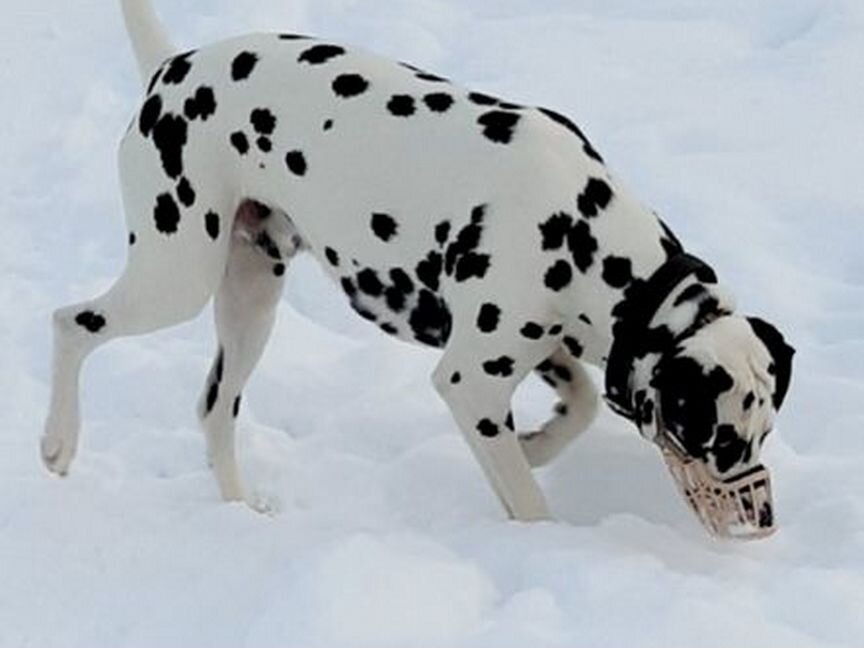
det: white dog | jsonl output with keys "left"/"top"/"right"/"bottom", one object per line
{"left": 43, "top": 0, "right": 793, "bottom": 535}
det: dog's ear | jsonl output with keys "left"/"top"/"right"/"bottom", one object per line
{"left": 747, "top": 317, "right": 795, "bottom": 409}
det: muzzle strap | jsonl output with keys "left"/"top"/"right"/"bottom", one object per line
{"left": 604, "top": 253, "right": 717, "bottom": 420}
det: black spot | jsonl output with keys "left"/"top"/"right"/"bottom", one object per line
{"left": 385, "top": 286, "right": 407, "bottom": 312}
{"left": 250, "top": 108, "right": 277, "bottom": 135}
{"left": 602, "top": 256, "right": 633, "bottom": 289}
{"left": 380, "top": 323, "right": 398, "bottom": 335}
{"left": 563, "top": 336, "right": 583, "bottom": 358}
{"left": 341, "top": 277, "right": 357, "bottom": 297}
{"left": 477, "top": 110, "right": 520, "bottom": 144}
{"left": 652, "top": 356, "right": 735, "bottom": 460}
{"left": 567, "top": 220, "right": 598, "bottom": 273}
{"left": 297, "top": 44, "right": 346, "bottom": 64}
{"left": 536, "top": 361, "right": 557, "bottom": 388}
{"left": 477, "top": 303, "right": 501, "bottom": 333}
{"left": 152, "top": 113, "right": 188, "bottom": 179}
{"left": 539, "top": 212, "right": 573, "bottom": 251}
{"left": 214, "top": 349, "right": 224, "bottom": 382}
{"left": 743, "top": 391, "right": 755, "bottom": 411}
{"left": 154, "top": 193, "right": 181, "bottom": 235}
{"left": 435, "top": 221, "right": 451, "bottom": 246}
{"left": 674, "top": 283, "right": 707, "bottom": 306}
{"left": 285, "top": 150, "right": 307, "bottom": 176}
{"left": 476, "top": 419, "right": 500, "bottom": 437}
{"left": 415, "top": 251, "right": 443, "bottom": 291}
{"left": 232, "top": 51, "right": 259, "bottom": 81}
{"left": 325, "top": 247, "right": 340, "bottom": 267}
{"left": 577, "top": 177, "right": 614, "bottom": 218}
{"left": 183, "top": 86, "right": 216, "bottom": 121}
{"left": 255, "top": 232, "right": 281, "bottom": 260}
{"left": 332, "top": 73, "right": 369, "bottom": 98}
{"left": 444, "top": 209, "right": 490, "bottom": 282}
{"left": 389, "top": 268, "right": 415, "bottom": 295}
{"left": 129, "top": 232, "right": 136, "bottom": 246}
{"left": 205, "top": 211, "right": 220, "bottom": 240}
{"left": 468, "top": 92, "right": 500, "bottom": 106}
{"left": 483, "top": 356, "right": 515, "bottom": 378}
{"left": 176, "top": 177, "right": 195, "bottom": 208}
{"left": 75, "top": 311, "right": 106, "bottom": 334}
{"left": 273, "top": 263, "right": 286, "bottom": 277}
{"left": 205, "top": 382, "right": 219, "bottom": 414}
{"left": 139, "top": 94, "right": 162, "bottom": 137}
{"left": 695, "top": 265, "right": 718, "bottom": 284}
{"left": 387, "top": 94, "right": 416, "bottom": 117}
{"left": 371, "top": 213, "right": 399, "bottom": 242}
{"left": 409, "top": 289, "right": 452, "bottom": 348}
{"left": 230, "top": 131, "right": 250, "bottom": 155}
{"left": 424, "top": 93, "right": 454, "bottom": 113}
{"left": 416, "top": 72, "right": 448, "bottom": 82}
{"left": 257, "top": 137, "right": 272, "bottom": 153}
{"left": 505, "top": 411, "right": 515, "bottom": 430}
{"left": 354, "top": 307, "right": 378, "bottom": 323}
{"left": 537, "top": 107, "right": 603, "bottom": 163}
{"left": 548, "top": 324, "right": 563, "bottom": 336}
{"left": 279, "top": 33, "right": 308, "bottom": 40}
{"left": 146, "top": 66, "right": 164, "bottom": 95}
{"left": 657, "top": 216, "right": 684, "bottom": 258}
{"left": 450, "top": 372, "right": 461, "bottom": 384}
{"left": 544, "top": 260, "right": 572, "bottom": 291}
{"left": 233, "top": 396, "right": 241, "bottom": 418}
{"left": 579, "top": 313, "right": 592, "bottom": 326}
{"left": 520, "top": 322, "right": 544, "bottom": 340}
{"left": 357, "top": 269, "right": 384, "bottom": 297}
{"left": 454, "top": 253, "right": 490, "bottom": 282}
{"left": 552, "top": 363, "right": 572, "bottom": 382}
{"left": 163, "top": 51, "right": 195, "bottom": 85}
{"left": 323, "top": 119, "right": 334, "bottom": 131}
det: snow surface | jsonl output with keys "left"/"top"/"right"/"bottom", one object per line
{"left": 2, "top": 1, "right": 864, "bottom": 646}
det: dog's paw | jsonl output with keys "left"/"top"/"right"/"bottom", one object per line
{"left": 247, "top": 489, "right": 281, "bottom": 516}
{"left": 40, "top": 434, "right": 75, "bottom": 476}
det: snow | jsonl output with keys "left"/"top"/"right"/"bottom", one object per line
{"left": 2, "top": 1, "right": 864, "bottom": 646}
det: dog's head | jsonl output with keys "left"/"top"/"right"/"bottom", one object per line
{"left": 634, "top": 314, "right": 793, "bottom": 538}
{"left": 644, "top": 315, "right": 794, "bottom": 480}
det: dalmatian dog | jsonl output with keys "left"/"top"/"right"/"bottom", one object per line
{"left": 43, "top": 0, "right": 794, "bottom": 526}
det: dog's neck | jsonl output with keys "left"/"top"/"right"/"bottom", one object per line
{"left": 604, "top": 253, "right": 735, "bottom": 429}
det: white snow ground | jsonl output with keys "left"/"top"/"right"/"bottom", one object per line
{"left": 2, "top": 1, "right": 864, "bottom": 646}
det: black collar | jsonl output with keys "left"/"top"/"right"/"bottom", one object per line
{"left": 605, "top": 253, "right": 717, "bottom": 421}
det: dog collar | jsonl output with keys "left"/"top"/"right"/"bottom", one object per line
{"left": 604, "top": 252, "right": 717, "bottom": 421}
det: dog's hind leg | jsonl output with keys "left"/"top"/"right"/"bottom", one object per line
{"left": 42, "top": 179, "right": 233, "bottom": 476}
{"left": 520, "top": 348, "right": 599, "bottom": 468}
{"left": 197, "top": 201, "right": 299, "bottom": 503}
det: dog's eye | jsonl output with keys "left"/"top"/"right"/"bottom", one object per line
{"left": 714, "top": 423, "right": 737, "bottom": 447}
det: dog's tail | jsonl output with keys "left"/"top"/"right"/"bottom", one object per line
{"left": 120, "top": 0, "right": 176, "bottom": 87}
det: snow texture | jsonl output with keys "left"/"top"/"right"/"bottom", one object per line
{"left": 2, "top": 1, "right": 864, "bottom": 647}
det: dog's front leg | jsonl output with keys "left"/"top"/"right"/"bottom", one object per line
{"left": 432, "top": 331, "right": 555, "bottom": 522}
{"left": 521, "top": 347, "right": 599, "bottom": 467}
